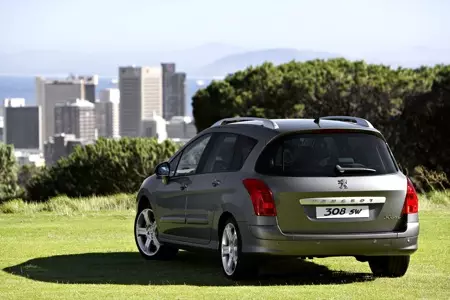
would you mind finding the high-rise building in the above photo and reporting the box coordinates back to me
[3,98,26,108]
[96,88,120,138]
[119,66,162,137]
[36,76,84,146]
[161,63,186,120]
[35,74,98,146]
[169,72,186,118]
[1,98,26,118]
[162,63,175,119]
[4,106,42,150]
[44,133,93,166]
[54,98,96,141]
[69,75,98,103]
[73,74,98,103]
[166,115,197,144]
[0,116,3,141]
[141,112,167,142]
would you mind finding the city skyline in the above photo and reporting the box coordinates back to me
[0,61,194,167]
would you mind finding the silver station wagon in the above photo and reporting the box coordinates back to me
[134,116,419,280]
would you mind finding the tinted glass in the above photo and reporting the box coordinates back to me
[230,135,258,171]
[202,134,239,173]
[169,153,181,177]
[199,134,258,174]
[255,132,397,177]
[175,134,211,176]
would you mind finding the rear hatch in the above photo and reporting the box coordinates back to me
[255,130,407,234]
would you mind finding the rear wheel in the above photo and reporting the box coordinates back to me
[368,255,410,277]
[134,206,178,260]
[220,218,258,280]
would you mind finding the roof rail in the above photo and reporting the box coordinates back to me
[314,116,374,128]
[211,117,279,130]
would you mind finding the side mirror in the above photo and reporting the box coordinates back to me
[155,162,170,183]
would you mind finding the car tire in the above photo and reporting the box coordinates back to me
[219,217,258,280]
[134,205,178,260]
[368,255,410,277]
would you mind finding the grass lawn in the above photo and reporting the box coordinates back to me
[0,209,449,300]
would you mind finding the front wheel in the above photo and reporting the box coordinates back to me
[134,207,178,260]
[220,218,258,280]
[368,255,410,277]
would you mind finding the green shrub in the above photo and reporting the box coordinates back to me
[0,144,20,201]
[25,137,180,202]
[18,164,44,188]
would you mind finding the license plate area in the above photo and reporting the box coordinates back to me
[316,205,369,219]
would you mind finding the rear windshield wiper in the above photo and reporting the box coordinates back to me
[335,164,376,174]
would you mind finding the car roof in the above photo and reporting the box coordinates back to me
[225,119,381,134]
[272,119,380,133]
[178,117,383,160]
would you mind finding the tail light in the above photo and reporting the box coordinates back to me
[242,178,277,216]
[402,178,419,214]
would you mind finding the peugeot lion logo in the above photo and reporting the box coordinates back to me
[338,179,348,189]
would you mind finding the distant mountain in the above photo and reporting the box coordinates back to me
[0,43,246,76]
[192,48,342,77]
[1,44,449,77]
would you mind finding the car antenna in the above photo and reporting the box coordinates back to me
[313,117,321,126]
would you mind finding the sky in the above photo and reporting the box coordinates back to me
[1,0,449,56]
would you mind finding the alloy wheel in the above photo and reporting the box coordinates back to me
[221,223,239,275]
[135,208,161,256]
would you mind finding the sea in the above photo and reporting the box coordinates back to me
[0,75,213,117]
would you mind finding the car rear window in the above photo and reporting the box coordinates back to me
[255,132,398,177]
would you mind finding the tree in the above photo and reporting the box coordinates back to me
[193,80,239,133]
[395,67,450,181]
[191,58,449,183]
[192,59,437,132]
[0,144,20,201]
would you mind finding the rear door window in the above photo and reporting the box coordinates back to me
[201,134,238,173]
[255,132,397,177]
[230,135,258,171]
[200,134,258,173]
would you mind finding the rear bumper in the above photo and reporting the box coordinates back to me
[239,221,419,257]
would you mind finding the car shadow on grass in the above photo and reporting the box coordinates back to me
[3,251,374,286]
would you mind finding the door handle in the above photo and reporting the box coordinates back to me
[180,184,188,191]
[212,179,221,187]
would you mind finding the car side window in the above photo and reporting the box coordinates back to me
[200,134,257,173]
[169,153,181,177]
[174,134,212,176]
[201,134,239,173]
[230,135,258,171]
